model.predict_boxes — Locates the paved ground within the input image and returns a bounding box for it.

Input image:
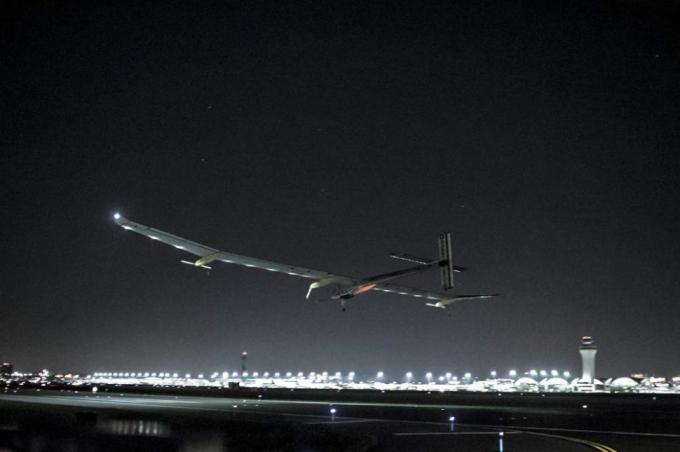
[1,389,679,451]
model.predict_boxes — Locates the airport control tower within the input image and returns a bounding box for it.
[579,336,598,382]
[241,351,247,374]
[1,362,12,377]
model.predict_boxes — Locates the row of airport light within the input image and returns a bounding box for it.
[17,370,680,394]
[91,369,571,382]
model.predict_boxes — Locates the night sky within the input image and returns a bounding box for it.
[3,1,679,378]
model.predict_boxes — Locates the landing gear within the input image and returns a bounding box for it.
[341,300,347,312]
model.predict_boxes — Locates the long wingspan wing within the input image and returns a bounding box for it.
[373,282,498,308]
[113,214,497,309]
[113,214,346,281]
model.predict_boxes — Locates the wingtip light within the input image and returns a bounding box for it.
[113,212,121,220]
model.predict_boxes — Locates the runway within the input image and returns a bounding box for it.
[1,389,679,451]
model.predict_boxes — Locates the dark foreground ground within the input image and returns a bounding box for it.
[1,386,680,451]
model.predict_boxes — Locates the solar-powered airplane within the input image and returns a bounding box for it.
[113,213,498,311]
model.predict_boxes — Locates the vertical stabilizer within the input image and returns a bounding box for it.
[438,232,454,290]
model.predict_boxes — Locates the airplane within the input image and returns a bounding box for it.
[112,213,498,311]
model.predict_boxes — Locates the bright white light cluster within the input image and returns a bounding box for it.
[75,370,680,394]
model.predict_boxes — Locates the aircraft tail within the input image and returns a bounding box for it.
[438,232,455,290]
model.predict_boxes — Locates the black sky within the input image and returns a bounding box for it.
[2,1,679,378]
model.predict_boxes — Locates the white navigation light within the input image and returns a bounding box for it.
[114,212,121,220]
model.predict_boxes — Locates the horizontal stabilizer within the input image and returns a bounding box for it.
[389,253,435,265]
